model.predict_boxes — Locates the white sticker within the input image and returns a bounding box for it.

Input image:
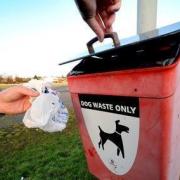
[79,94,139,175]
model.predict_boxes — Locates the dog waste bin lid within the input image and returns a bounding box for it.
[64,22,180,76]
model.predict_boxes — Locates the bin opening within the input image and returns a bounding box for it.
[69,30,180,76]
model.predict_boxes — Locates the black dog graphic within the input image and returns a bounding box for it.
[98,120,129,158]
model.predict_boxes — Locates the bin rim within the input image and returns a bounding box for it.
[67,58,180,79]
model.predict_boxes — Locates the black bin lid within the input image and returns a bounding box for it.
[60,23,180,76]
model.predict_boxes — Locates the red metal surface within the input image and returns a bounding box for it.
[67,56,180,180]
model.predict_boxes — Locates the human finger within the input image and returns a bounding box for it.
[105,26,113,33]
[75,0,96,20]
[105,13,116,29]
[107,0,121,13]
[95,14,106,33]
[87,17,105,42]
[23,97,32,111]
[15,86,40,97]
[100,11,115,31]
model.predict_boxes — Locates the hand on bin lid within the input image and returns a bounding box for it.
[67,23,180,76]
[59,22,180,74]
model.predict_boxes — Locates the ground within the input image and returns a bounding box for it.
[0,84,96,180]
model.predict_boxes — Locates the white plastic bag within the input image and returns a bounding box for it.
[24,79,52,94]
[23,79,68,132]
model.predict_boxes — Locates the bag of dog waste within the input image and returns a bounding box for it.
[23,79,68,132]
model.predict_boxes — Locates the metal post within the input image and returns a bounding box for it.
[137,0,158,34]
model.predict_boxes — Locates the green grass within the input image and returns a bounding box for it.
[0,110,96,180]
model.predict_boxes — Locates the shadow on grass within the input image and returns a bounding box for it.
[0,110,96,180]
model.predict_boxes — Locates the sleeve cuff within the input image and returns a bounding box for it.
[0,113,5,117]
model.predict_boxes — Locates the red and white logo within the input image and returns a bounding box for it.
[79,94,139,175]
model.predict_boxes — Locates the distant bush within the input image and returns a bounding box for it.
[0,75,31,84]
[0,75,67,84]
[53,76,67,84]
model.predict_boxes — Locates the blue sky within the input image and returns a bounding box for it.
[0,0,179,77]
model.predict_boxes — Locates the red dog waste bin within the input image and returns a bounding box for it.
[65,23,180,180]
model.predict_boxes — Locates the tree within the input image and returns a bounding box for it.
[0,75,3,83]
[33,75,42,80]
[6,76,14,84]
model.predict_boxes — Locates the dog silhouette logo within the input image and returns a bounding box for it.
[98,120,129,158]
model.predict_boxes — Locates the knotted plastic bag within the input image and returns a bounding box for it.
[23,79,68,132]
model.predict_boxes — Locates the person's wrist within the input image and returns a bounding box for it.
[0,113,5,117]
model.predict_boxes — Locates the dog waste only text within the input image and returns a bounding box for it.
[80,101,136,115]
